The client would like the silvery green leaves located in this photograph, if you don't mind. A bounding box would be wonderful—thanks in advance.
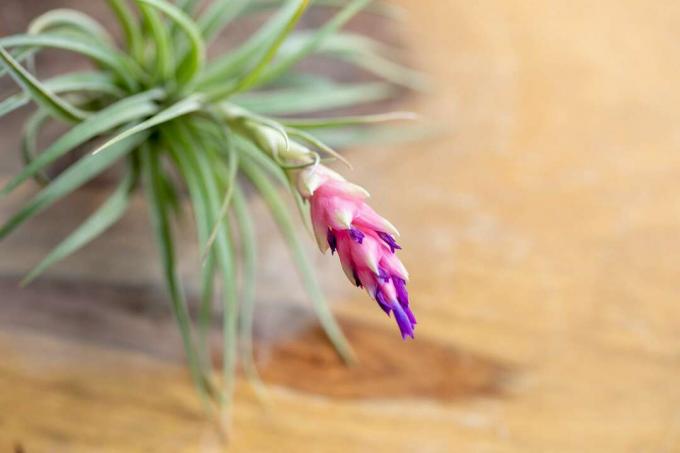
[0,0,419,423]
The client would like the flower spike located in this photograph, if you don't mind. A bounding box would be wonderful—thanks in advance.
[297,165,415,339]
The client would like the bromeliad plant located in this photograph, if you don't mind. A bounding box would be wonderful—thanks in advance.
[0,0,417,416]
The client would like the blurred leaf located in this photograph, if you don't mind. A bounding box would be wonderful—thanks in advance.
[91,95,202,156]
[0,34,144,90]
[280,111,417,129]
[2,89,164,195]
[136,0,206,85]
[256,0,371,87]
[28,8,114,45]
[0,132,147,240]
[22,169,135,285]
[239,155,356,364]
[138,2,175,83]
[198,0,308,91]
[106,0,145,62]
[140,142,216,405]
[21,109,51,186]
[232,82,395,115]
[0,45,87,122]
[231,184,265,392]
[198,0,249,42]
[0,71,123,119]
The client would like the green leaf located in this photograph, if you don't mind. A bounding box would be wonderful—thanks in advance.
[190,132,239,414]
[248,0,404,19]
[175,0,201,14]
[279,111,417,129]
[140,142,215,405]
[0,45,87,122]
[231,82,395,115]
[198,0,249,41]
[22,170,135,285]
[91,95,202,156]
[255,0,371,87]
[198,0,308,90]
[28,8,114,45]
[167,123,239,412]
[0,34,145,90]
[21,109,51,186]
[205,0,310,101]
[0,71,122,119]
[106,0,145,62]
[286,127,351,167]
[159,123,216,369]
[2,89,164,195]
[239,156,356,364]
[203,129,238,261]
[0,131,147,240]
[136,0,206,86]
[0,49,34,80]
[231,184,265,392]
[137,2,175,83]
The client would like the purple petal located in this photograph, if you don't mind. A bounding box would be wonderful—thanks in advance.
[349,227,365,244]
[378,231,401,253]
[378,267,390,282]
[375,290,392,316]
[392,277,409,306]
[327,229,337,254]
[392,302,415,339]
[403,305,417,325]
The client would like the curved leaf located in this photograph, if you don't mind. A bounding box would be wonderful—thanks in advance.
[28,8,114,45]
[0,34,145,90]
[91,95,202,156]
[0,45,87,122]
[2,89,164,195]
[0,71,122,119]
[135,0,206,85]
[0,132,147,240]
[22,170,135,285]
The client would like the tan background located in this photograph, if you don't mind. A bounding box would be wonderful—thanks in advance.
[1,0,680,451]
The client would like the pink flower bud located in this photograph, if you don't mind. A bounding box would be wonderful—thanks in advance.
[297,165,415,339]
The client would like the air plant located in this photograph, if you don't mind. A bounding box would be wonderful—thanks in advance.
[0,0,419,422]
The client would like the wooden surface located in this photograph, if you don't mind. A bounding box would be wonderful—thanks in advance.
[2,0,680,451]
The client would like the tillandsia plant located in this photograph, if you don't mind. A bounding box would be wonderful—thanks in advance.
[0,0,419,420]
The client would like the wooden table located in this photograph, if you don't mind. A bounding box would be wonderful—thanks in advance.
[1,1,680,451]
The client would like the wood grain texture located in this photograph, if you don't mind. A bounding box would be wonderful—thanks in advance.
[2,0,680,451]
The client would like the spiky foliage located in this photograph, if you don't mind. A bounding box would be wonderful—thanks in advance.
[0,0,419,418]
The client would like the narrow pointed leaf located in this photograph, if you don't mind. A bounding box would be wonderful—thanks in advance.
[0,45,86,122]
[198,0,249,41]
[21,109,51,186]
[0,34,145,90]
[28,8,114,44]
[140,143,215,404]
[136,0,205,85]
[0,132,147,240]
[2,89,163,195]
[239,156,355,364]
[256,0,371,87]
[106,0,145,61]
[22,171,135,285]
[280,111,417,129]
[198,0,307,90]
[232,184,264,391]
[92,95,202,156]
[0,71,122,120]
[231,82,395,115]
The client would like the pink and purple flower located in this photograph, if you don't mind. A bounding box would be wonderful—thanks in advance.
[297,166,416,339]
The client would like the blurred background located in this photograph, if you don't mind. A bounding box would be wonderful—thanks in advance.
[1,1,680,451]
